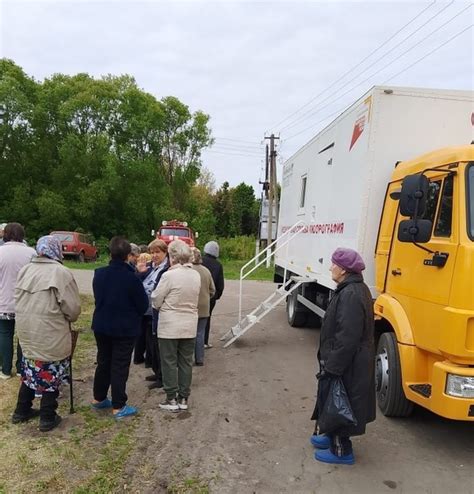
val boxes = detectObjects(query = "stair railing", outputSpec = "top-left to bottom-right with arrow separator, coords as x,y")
237,219 -> 305,324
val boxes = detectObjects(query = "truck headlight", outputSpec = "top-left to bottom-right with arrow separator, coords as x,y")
445,374 -> 474,398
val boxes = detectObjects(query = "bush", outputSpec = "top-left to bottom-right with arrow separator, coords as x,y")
217,236 -> 256,260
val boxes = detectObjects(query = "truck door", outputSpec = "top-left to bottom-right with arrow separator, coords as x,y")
386,172 -> 458,350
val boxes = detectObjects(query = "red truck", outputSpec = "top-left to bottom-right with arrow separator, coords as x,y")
155,220 -> 197,247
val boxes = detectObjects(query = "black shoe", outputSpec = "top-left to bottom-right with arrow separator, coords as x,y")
11,409 -> 40,424
148,381 -> 163,390
195,362 -> 204,366
145,362 -> 152,369
145,374 -> 157,382
39,414 -> 62,432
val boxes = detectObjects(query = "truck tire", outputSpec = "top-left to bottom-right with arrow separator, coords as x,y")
376,332 -> 414,417
286,289 -> 307,327
78,251 -> 85,263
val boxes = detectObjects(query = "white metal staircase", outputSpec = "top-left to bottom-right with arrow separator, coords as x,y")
221,220 -> 305,348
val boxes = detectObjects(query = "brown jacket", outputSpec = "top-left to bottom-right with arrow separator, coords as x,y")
192,264 -> 216,318
15,257 -> 81,362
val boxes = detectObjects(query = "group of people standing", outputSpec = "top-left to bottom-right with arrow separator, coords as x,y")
0,221 -> 224,430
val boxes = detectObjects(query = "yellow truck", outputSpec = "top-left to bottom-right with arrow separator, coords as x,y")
273,86 -> 474,420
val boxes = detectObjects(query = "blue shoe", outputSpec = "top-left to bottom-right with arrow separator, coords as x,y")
91,398 -> 112,409
113,405 -> 138,419
310,434 -> 330,449
314,449 -> 355,465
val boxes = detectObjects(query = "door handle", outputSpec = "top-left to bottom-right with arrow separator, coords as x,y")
391,268 -> 402,276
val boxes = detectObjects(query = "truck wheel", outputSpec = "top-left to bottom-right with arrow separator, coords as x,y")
286,289 -> 307,327
78,251 -> 85,263
376,332 -> 414,417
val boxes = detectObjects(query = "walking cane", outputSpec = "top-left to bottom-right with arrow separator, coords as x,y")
69,325 -> 78,415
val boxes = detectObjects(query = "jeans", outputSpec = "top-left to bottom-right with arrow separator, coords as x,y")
159,338 -> 195,400
195,317 -> 208,364
0,319 -> 22,375
329,434 -> 353,456
14,382 -> 59,422
93,333 -> 135,409
204,299 -> 216,345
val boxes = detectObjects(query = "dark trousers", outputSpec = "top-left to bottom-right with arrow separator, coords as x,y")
93,333 -> 135,410
329,434 -> 353,456
204,299 -> 217,345
134,316 -> 152,366
0,319 -> 22,375
159,338 -> 195,400
14,382 -> 58,422
150,332 -> 162,383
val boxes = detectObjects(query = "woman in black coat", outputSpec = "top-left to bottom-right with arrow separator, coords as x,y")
311,247 -> 375,465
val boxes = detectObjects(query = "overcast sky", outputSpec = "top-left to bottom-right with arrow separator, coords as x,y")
1,0 -> 472,193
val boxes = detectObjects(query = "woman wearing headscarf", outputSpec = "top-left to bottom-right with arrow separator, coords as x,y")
11,235 -> 81,432
311,247 -> 375,465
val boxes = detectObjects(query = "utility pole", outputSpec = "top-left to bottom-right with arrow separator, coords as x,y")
264,134 -> 279,267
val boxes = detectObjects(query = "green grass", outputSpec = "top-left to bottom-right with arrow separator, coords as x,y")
65,256 -> 275,282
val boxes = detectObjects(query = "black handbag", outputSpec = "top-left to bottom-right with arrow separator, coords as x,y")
317,377 -> 357,434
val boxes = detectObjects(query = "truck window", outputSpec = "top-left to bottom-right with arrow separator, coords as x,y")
433,174 -> 453,237
422,180 -> 442,225
299,175 -> 307,208
468,165 -> 474,239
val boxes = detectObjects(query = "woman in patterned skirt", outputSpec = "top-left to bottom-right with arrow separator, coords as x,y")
11,235 -> 81,432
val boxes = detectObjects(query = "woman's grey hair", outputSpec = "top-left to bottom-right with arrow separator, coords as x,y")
130,243 -> 141,256
168,240 -> 192,265
191,247 -> 202,264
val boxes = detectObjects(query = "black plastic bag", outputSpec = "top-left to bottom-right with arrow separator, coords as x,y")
317,377 -> 357,434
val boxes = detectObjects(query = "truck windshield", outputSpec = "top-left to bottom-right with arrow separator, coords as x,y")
160,228 -> 189,237
469,165 -> 474,239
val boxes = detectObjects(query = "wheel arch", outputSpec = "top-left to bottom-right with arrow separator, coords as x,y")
374,293 -> 414,345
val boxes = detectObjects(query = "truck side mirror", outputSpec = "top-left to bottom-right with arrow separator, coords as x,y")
399,174 -> 429,217
195,232 -> 199,239
151,229 -> 155,237
398,219 -> 432,243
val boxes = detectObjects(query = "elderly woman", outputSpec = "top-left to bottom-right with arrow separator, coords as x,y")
311,247 -> 375,465
151,240 -> 200,412
11,236 -> 81,432
137,239 -> 170,389
191,248 -> 215,366
91,236 -> 148,419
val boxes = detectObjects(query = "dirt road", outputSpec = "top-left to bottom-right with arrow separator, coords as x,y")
71,270 -> 474,493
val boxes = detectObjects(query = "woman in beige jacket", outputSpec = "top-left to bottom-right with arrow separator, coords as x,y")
151,240 -> 200,412
11,236 -> 81,432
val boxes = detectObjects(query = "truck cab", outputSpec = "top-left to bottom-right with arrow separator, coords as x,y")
156,220 -> 197,247
374,146 -> 474,420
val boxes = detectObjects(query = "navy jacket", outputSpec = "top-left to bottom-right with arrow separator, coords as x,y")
92,260 -> 149,338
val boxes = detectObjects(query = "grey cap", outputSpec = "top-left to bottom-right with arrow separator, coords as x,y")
203,240 -> 219,258
0,223 -> 6,230
130,243 -> 141,256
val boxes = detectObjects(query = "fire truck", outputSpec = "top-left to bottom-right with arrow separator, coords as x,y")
155,220 -> 197,247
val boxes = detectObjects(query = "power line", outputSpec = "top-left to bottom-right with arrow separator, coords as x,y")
280,0 -> 459,133
283,22 -> 473,143
214,136 -> 263,146
205,149 -> 263,159
210,145 -> 262,156
213,141 -> 263,152
266,0 -> 437,133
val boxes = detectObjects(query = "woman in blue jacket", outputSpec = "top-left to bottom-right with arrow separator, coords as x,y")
91,236 -> 148,419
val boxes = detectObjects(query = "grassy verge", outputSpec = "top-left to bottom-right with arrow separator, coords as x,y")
65,256 -> 275,282
0,294 -> 137,494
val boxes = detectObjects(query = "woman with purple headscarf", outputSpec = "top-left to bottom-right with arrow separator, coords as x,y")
310,247 -> 376,465
11,235 -> 81,432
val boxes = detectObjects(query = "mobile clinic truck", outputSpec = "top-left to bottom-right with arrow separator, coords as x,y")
273,86 -> 474,421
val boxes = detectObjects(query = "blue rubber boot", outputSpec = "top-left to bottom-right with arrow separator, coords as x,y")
91,398 -> 113,410
114,405 -> 138,419
310,434 -> 330,449
314,448 -> 355,465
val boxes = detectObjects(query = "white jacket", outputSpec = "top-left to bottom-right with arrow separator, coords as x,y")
151,263 -> 200,339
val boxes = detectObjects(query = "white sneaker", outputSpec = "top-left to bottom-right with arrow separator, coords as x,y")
204,344 -> 213,349
159,398 -> 179,412
0,372 -> 12,380
177,397 -> 188,410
